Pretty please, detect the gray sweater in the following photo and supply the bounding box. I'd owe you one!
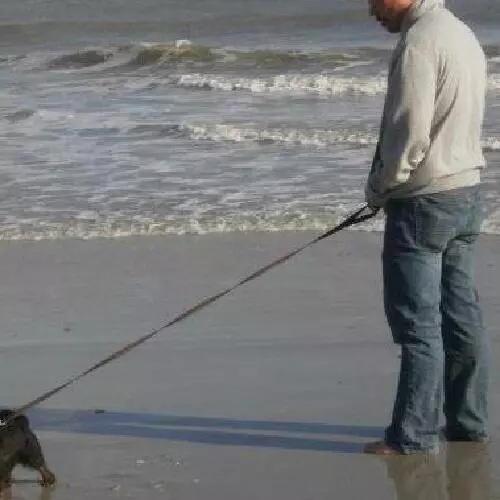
[365,0,487,205]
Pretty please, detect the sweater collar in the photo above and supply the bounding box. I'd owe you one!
[401,0,445,33]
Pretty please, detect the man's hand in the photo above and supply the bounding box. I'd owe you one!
[365,177,386,209]
[365,142,387,208]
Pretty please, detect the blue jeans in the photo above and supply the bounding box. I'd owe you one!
[382,185,489,453]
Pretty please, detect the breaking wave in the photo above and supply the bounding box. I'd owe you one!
[47,49,116,69]
[132,122,500,151]
[171,73,387,95]
[171,72,500,96]
[6,40,498,98]
[179,123,378,147]
[43,41,361,71]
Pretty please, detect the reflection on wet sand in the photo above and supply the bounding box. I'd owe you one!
[0,484,55,500]
[384,443,489,500]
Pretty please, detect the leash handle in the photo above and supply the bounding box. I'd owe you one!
[316,205,379,243]
[13,204,378,418]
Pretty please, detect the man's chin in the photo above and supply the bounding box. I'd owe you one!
[386,24,401,33]
[381,21,400,33]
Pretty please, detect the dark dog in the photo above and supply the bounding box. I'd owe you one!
[0,410,56,489]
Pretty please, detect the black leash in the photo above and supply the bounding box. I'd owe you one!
[13,204,378,418]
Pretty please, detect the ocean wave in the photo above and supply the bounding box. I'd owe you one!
[171,72,387,95]
[125,121,376,147]
[170,72,500,96]
[185,124,500,151]
[180,123,377,147]
[42,41,361,72]
[127,121,500,152]
[18,41,500,96]
[35,40,500,71]
[4,106,498,152]
[220,48,359,69]
[4,36,500,72]
[43,42,218,70]
[126,41,217,67]
[47,49,115,69]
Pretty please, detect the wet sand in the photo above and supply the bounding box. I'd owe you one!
[1,230,499,499]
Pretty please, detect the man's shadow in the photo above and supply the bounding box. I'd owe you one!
[28,408,383,454]
[383,442,490,500]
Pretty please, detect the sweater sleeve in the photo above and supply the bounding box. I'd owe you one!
[375,45,437,193]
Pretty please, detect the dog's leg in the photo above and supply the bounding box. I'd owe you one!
[19,433,56,487]
[0,462,15,492]
[37,465,56,487]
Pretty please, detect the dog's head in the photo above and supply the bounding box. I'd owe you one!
[0,409,30,431]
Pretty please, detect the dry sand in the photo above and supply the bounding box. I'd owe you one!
[1,230,499,499]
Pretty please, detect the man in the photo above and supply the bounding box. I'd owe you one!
[364,0,489,454]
